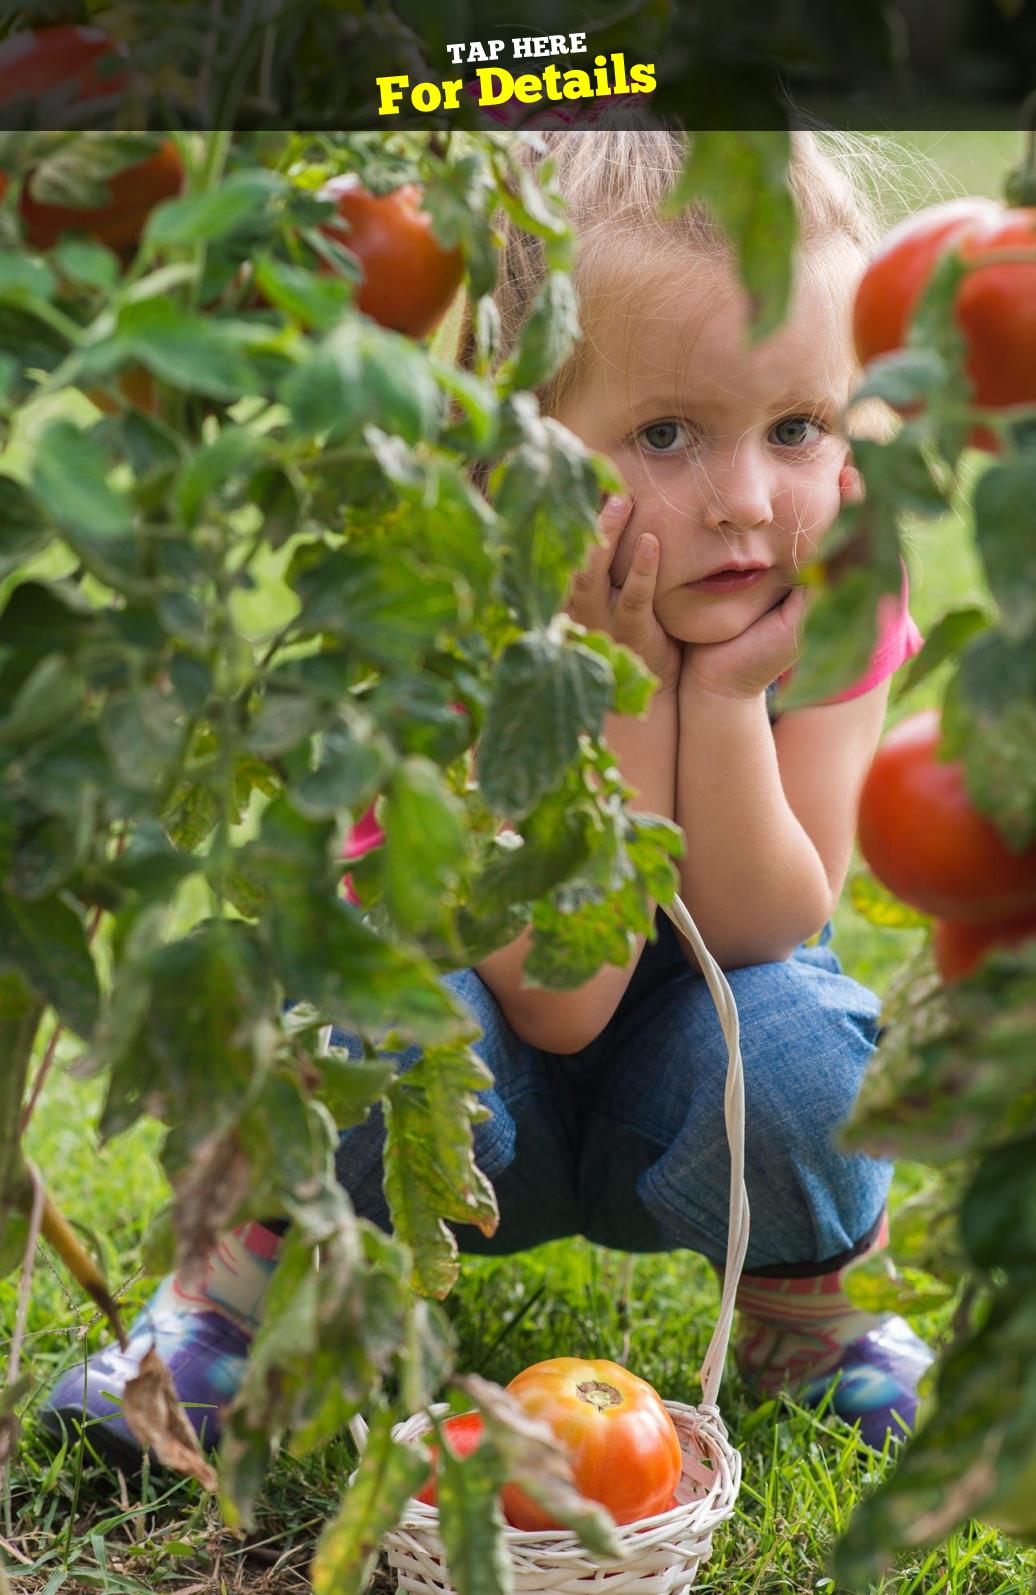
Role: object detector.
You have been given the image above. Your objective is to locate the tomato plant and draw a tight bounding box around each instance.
[857,709,1036,924]
[854,196,1036,448]
[318,177,464,338]
[18,139,184,255]
[414,1411,485,1506]
[498,1358,682,1530]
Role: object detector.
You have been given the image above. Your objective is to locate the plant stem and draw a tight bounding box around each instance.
[0,975,44,1230]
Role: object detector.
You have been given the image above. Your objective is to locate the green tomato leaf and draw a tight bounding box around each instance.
[973,458,1036,638]
[436,1437,513,1595]
[118,299,262,401]
[249,799,469,1044]
[0,252,57,305]
[0,891,99,1038]
[0,656,84,748]
[311,1408,429,1595]
[662,130,795,341]
[385,1038,498,1298]
[894,605,991,702]
[478,633,613,815]
[494,410,602,629]
[0,474,52,577]
[31,417,134,542]
[498,270,581,397]
[944,632,1036,849]
[252,253,351,331]
[293,549,461,672]
[378,758,467,940]
[145,169,283,246]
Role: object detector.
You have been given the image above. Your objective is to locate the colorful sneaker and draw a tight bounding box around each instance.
[39,1279,251,1469]
[796,1315,934,1450]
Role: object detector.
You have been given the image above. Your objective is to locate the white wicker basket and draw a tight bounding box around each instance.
[342,891,751,1595]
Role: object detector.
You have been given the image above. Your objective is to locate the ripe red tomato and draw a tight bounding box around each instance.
[498,1357,681,1531]
[0,24,129,105]
[858,709,1036,924]
[854,198,1036,449]
[933,913,1036,982]
[318,178,464,338]
[414,1411,484,1507]
[19,139,183,256]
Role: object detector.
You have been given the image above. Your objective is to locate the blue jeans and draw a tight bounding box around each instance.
[330,912,891,1274]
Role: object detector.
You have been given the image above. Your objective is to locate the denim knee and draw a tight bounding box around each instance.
[619,946,892,1270]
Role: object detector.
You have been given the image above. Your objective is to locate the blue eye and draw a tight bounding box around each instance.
[770,415,824,447]
[638,420,692,454]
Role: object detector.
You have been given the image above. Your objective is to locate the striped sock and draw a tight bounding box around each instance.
[149,1221,283,1338]
[733,1212,891,1395]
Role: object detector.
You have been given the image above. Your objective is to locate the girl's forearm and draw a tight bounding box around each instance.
[475,686,678,1052]
[675,685,833,969]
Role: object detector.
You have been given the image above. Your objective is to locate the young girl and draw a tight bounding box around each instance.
[43,130,931,1465]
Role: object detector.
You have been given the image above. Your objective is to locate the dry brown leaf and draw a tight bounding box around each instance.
[122,1346,219,1491]
[173,1131,252,1292]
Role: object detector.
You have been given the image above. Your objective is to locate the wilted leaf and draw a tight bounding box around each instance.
[311,1408,428,1595]
[122,1347,219,1491]
[172,1131,253,1292]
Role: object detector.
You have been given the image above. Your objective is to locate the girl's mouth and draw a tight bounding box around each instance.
[687,568,771,593]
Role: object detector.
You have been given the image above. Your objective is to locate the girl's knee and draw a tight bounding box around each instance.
[735,956,881,1144]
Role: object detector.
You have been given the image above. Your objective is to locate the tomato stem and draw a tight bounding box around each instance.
[576,1379,622,1410]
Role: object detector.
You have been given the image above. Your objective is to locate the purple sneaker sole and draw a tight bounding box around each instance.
[796,1315,934,1450]
[39,1295,251,1469]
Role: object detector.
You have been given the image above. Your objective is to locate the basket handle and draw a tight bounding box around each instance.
[326,888,750,1429]
[661,892,750,1411]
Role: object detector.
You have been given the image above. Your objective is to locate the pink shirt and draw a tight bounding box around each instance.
[835,581,924,700]
[782,567,923,704]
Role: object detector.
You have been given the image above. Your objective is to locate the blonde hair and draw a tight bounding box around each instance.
[476,130,888,428]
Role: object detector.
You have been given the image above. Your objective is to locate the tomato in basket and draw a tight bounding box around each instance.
[499,1357,682,1530]
[414,1411,485,1507]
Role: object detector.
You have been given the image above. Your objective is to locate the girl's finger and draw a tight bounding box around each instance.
[566,494,632,620]
[599,492,633,538]
[612,532,660,643]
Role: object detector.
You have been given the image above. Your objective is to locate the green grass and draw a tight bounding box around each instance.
[5,130,1036,1595]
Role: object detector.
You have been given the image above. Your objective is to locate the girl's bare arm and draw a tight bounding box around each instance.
[674,678,889,970]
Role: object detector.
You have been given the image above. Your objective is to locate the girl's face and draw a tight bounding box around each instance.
[556,252,855,646]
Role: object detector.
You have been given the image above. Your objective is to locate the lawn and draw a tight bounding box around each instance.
[3,131,1036,1595]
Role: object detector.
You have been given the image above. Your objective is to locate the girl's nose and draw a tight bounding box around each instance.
[700,446,774,533]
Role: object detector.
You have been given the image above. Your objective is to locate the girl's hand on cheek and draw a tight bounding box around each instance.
[564,493,684,694]
[680,584,809,702]
[681,463,855,702]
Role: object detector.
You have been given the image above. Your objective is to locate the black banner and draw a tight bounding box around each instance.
[0,0,1034,132]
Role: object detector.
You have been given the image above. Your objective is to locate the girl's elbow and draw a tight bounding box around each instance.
[503,999,607,1056]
